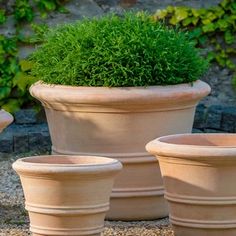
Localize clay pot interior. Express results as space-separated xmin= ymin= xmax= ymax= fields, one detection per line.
xmin=158 ymin=133 xmax=236 ymax=147
xmin=21 ymin=155 xmax=117 ymax=165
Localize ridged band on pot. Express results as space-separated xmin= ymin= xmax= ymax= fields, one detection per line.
xmin=13 ymin=155 xmax=122 ymax=236
xmin=30 ymin=80 xmax=210 ymax=220
xmin=146 ymin=133 xmax=236 ymax=236
xmin=0 ymin=109 xmax=13 ymax=133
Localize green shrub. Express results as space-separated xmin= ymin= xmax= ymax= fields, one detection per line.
xmin=30 ymin=12 xmax=208 ymax=87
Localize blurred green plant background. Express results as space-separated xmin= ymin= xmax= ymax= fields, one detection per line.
xmin=0 ymin=0 xmax=235 ymax=113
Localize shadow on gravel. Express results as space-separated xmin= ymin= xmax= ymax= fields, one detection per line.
xmin=0 ymin=204 xmax=29 ymax=227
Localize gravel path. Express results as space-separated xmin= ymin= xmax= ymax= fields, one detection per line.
xmin=0 ymin=153 xmax=173 ymax=236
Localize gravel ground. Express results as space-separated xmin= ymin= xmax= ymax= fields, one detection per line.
xmin=0 ymin=153 xmax=173 ymax=236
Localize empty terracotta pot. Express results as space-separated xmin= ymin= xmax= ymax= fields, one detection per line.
xmin=30 ymin=80 xmax=210 ymax=220
xmin=13 ymin=155 xmax=122 ymax=236
xmin=146 ymin=133 xmax=236 ymax=236
xmin=0 ymin=109 xmax=13 ymax=133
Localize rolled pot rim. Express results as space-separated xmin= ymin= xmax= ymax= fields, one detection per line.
xmin=19 ymin=155 xmax=119 ymax=165
xmin=0 ymin=109 xmax=14 ymax=123
xmin=12 ymin=155 xmax=122 ymax=175
xmin=29 ymin=80 xmax=211 ymax=106
xmin=146 ymin=133 xmax=236 ymax=158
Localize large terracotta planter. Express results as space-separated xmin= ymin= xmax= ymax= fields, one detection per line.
xmin=146 ymin=133 xmax=236 ymax=236
xmin=0 ymin=109 xmax=13 ymax=133
xmin=30 ymin=80 xmax=210 ymax=220
xmin=13 ymin=155 xmax=122 ymax=236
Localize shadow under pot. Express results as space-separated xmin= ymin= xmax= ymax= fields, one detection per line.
xmin=146 ymin=133 xmax=236 ymax=236
xmin=12 ymin=155 xmax=122 ymax=236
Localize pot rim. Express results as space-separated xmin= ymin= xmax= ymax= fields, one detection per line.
xmin=146 ymin=133 xmax=236 ymax=159
xmin=29 ymin=80 xmax=211 ymax=107
xmin=13 ymin=155 xmax=122 ymax=175
xmin=0 ymin=109 xmax=14 ymax=131
xmin=0 ymin=109 xmax=14 ymax=122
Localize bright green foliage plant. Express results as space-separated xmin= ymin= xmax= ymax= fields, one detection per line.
xmin=1 ymin=0 xmax=236 ymax=112
xmin=154 ymin=0 xmax=236 ymax=83
xmin=30 ymin=13 xmax=208 ymax=87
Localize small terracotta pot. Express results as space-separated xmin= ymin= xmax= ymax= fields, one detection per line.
xmin=146 ymin=133 xmax=236 ymax=236
xmin=13 ymin=155 xmax=122 ymax=236
xmin=0 ymin=109 xmax=13 ymax=133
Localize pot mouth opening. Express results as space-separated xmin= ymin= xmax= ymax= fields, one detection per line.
xmin=20 ymin=155 xmax=118 ymax=166
xmin=158 ymin=133 xmax=236 ymax=148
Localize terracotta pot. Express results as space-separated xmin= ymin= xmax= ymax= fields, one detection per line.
xmin=146 ymin=133 xmax=236 ymax=236
xmin=13 ymin=155 xmax=122 ymax=236
xmin=0 ymin=109 xmax=13 ymax=133
xmin=30 ymin=80 xmax=210 ymax=220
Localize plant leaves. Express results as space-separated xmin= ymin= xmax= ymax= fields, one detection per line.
xmin=20 ymin=59 xmax=34 ymax=71
xmin=0 ymin=87 xmax=11 ymax=100
xmin=13 ymin=72 xmax=37 ymax=91
xmin=170 ymin=7 xmax=189 ymax=24
xmin=224 ymin=30 xmax=235 ymax=44
xmin=202 ymin=23 xmax=216 ymax=32
xmin=207 ymin=51 xmax=216 ymax=62
xmin=154 ymin=9 xmax=168 ymax=20
xmin=1 ymin=99 xmax=22 ymax=113
xmin=0 ymin=9 xmax=6 ymax=24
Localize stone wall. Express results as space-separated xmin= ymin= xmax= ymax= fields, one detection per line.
xmin=0 ymin=110 xmax=50 ymax=153
xmin=193 ymin=104 xmax=236 ymax=133
xmin=96 ymin=0 xmax=222 ymax=12
xmin=0 ymin=105 xmax=235 ymax=154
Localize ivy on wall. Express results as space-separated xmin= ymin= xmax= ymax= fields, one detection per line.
xmin=0 ymin=0 xmax=236 ymax=113
xmin=0 ymin=0 xmax=68 ymax=113
xmin=154 ymin=0 xmax=236 ymax=83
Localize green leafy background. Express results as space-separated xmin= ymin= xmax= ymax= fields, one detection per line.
xmin=154 ymin=0 xmax=236 ymax=81
xmin=0 ymin=0 xmax=236 ymax=113
xmin=0 ymin=0 xmax=67 ymax=113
